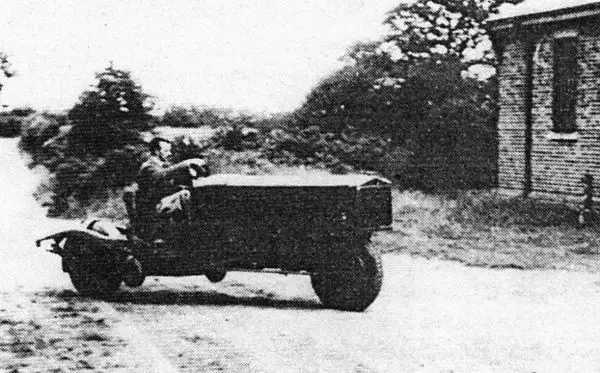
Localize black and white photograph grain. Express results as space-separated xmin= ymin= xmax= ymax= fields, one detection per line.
xmin=1 ymin=0 xmax=600 ymax=372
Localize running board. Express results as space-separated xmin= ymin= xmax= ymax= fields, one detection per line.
xmin=231 ymin=268 xmax=312 ymax=276
xmin=145 ymin=268 xmax=313 ymax=277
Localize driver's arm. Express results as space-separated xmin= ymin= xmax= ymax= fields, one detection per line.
xmin=149 ymin=159 xmax=206 ymax=185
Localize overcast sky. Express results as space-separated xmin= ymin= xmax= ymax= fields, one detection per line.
xmin=0 ymin=0 xmax=400 ymax=113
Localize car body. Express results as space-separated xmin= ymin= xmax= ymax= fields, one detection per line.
xmin=37 ymin=173 xmax=392 ymax=311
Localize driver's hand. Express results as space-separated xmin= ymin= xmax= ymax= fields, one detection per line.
xmin=185 ymin=158 xmax=206 ymax=168
xmin=189 ymin=167 xmax=198 ymax=179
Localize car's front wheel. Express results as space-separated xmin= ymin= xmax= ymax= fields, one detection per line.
xmin=64 ymin=239 xmax=122 ymax=298
xmin=69 ymin=266 xmax=122 ymax=298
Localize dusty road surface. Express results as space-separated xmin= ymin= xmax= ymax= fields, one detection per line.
xmin=2 ymin=138 xmax=600 ymax=372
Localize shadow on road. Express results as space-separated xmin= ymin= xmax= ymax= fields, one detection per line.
xmin=38 ymin=288 xmax=324 ymax=311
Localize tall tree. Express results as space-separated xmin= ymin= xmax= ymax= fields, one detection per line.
xmin=380 ymin=0 xmax=523 ymax=64
xmin=293 ymin=0 xmax=521 ymax=188
xmin=68 ymin=65 xmax=153 ymax=155
xmin=299 ymin=0 xmax=524 ymax=137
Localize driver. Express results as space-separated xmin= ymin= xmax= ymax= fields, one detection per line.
xmin=136 ymin=137 xmax=206 ymax=231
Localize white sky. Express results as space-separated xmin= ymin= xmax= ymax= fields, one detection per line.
xmin=0 ymin=0 xmax=400 ymax=113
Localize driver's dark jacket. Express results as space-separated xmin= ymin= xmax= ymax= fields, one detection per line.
xmin=136 ymin=156 xmax=178 ymax=221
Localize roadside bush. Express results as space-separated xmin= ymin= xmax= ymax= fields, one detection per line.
xmin=8 ymin=107 xmax=35 ymax=117
xmin=160 ymin=105 xmax=232 ymax=128
xmin=169 ymin=136 xmax=213 ymax=163
xmin=19 ymin=113 xmax=64 ymax=153
xmin=67 ymin=66 xmax=152 ymax=156
xmin=0 ymin=116 xmax=22 ymax=137
xmin=214 ymin=126 xmax=263 ymax=151
xmin=0 ymin=107 xmax=37 ymax=138
xmin=263 ymin=125 xmax=393 ymax=175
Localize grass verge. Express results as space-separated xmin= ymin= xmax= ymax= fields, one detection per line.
xmin=374 ymin=190 xmax=600 ymax=272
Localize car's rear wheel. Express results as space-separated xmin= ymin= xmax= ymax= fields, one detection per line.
xmin=311 ymin=241 xmax=383 ymax=312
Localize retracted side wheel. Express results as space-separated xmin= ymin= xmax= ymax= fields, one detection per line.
xmin=311 ymin=242 xmax=383 ymax=312
xmin=122 ymin=257 xmax=145 ymax=288
xmin=205 ymin=270 xmax=227 ymax=283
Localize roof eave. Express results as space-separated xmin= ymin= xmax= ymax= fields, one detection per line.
xmin=487 ymin=2 xmax=600 ymax=32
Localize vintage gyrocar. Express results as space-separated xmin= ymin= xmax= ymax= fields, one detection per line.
xmin=37 ymin=170 xmax=392 ymax=311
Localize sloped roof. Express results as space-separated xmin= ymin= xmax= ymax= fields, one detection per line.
xmin=489 ymin=0 xmax=600 ymax=22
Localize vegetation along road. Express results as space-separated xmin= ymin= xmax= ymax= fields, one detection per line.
xmin=1 ymin=137 xmax=600 ymax=372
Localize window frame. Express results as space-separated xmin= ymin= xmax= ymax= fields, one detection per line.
xmin=551 ymin=32 xmax=579 ymax=134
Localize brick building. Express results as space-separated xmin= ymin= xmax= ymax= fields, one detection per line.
xmin=488 ymin=1 xmax=600 ymax=198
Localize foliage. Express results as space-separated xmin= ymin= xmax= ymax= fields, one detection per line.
xmin=7 ymin=106 xmax=35 ymax=117
xmin=262 ymin=125 xmax=384 ymax=173
xmin=289 ymin=0 xmax=524 ymax=189
xmin=0 ymin=52 xmax=15 ymax=79
xmin=399 ymin=58 xmax=499 ymax=190
xmin=20 ymin=65 xmax=154 ymax=215
xmin=294 ymin=65 xmax=404 ymax=141
xmin=40 ymin=143 xmax=147 ymax=217
xmin=0 ymin=52 xmax=19 ymax=135
xmin=0 ymin=107 xmax=36 ymax=137
xmin=0 ymin=116 xmax=21 ymax=137
xmin=294 ymin=56 xmax=498 ymax=188
xmin=380 ymin=0 xmax=523 ymax=64
xmin=169 ymin=136 xmax=213 ymax=163
xmin=19 ymin=112 xmax=66 ymax=152
xmin=374 ymin=189 xmax=598 ymax=272
xmin=304 ymin=0 xmax=523 ymax=134
xmin=160 ymin=105 xmax=233 ymax=128
xmin=68 ymin=65 xmax=152 ymax=155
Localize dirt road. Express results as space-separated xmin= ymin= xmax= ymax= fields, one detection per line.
xmin=2 ymin=138 xmax=600 ymax=372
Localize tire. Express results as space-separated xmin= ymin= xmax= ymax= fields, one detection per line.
xmin=69 ymin=268 xmax=122 ymax=298
xmin=122 ymin=257 xmax=145 ymax=288
xmin=65 ymin=239 xmax=122 ymax=298
xmin=205 ymin=270 xmax=227 ymax=283
xmin=311 ymin=242 xmax=383 ymax=312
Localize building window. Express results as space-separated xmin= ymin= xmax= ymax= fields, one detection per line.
xmin=552 ymin=36 xmax=578 ymax=133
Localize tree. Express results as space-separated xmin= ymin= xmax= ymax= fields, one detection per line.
xmin=68 ymin=65 xmax=153 ymax=155
xmin=298 ymin=0 xmax=523 ymax=137
xmin=291 ymin=0 xmax=521 ymax=188
xmin=381 ymin=0 xmax=523 ymax=64
xmin=295 ymin=63 xmax=410 ymax=143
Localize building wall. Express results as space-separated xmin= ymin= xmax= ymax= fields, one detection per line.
xmin=497 ymin=25 xmax=600 ymax=197
xmin=497 ymin=39 xmax=528 ymax=191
